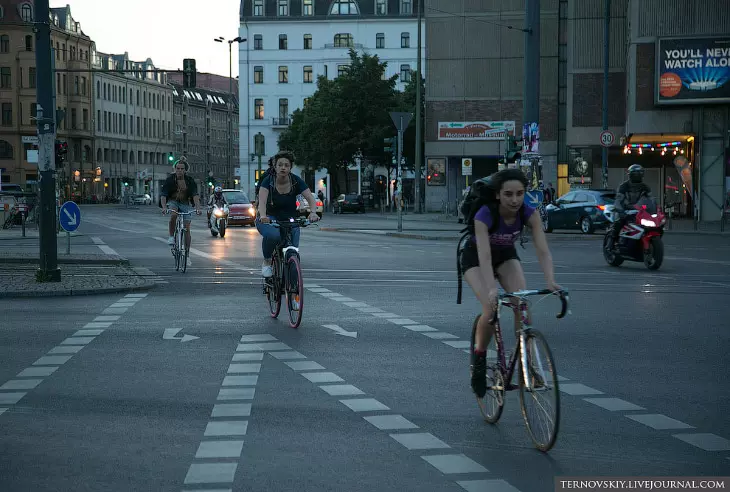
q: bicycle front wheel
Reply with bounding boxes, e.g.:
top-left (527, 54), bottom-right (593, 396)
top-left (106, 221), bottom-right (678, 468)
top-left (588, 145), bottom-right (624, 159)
top-left (180, 230), bottom-right (188, 273)
top-left (518, 328), bottom-right (560, 452)
top-left (267, 254), bottom-right (281, 318)
top-left (470, 314), bottom-right (504, 424)
top-left (285, 253), bottom-right (304, 329)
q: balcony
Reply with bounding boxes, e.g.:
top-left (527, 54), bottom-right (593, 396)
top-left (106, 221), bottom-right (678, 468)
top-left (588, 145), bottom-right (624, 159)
top-left (272, 117), bottom-right (291, 128)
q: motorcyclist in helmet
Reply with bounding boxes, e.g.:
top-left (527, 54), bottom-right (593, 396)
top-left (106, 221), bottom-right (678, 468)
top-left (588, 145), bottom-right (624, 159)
top-left (610, 164), bottom-right (653, 250)
top-left (207, 186), bottom-right (228, 233)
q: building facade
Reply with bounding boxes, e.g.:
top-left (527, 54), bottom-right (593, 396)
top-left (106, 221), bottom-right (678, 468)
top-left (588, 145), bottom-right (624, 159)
top-left (167, 71), bottom-right (239, 97)
top-left (0, 2), bottom-right (93, 199)
top-left (92, 51), bottom-right (174, 201)
top-left (238, 0), bottom-right (425, 197)
top-left (424, 0), bottom-right (560, 213)
top-left (171, 82), bottom-right (240, 197)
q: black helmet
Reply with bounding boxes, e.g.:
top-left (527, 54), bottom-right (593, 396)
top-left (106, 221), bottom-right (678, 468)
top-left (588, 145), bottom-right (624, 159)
top-left (628, 164), bottom-right (644, 184)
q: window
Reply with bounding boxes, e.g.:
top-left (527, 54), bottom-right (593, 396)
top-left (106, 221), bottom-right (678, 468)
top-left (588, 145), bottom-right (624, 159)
top-left (1, 103), bottom-right (11, 126)
top-left (254, 99), bottom-right (264, 119)
top-left (81, 76), bottom-right (86, 95)
top-left (254, 34), bottom-right (263, 50)
top-left (253, 0), bottom-right (264, 16)
top-left (401, 32), bottom-right (410, 48)
top-left (279, 34), bottom-right (287, 50)
top-left (330, 0), bottom-right (359, 14)
top-left (97, 110), bottom-right (101, 131)
top-left (334, 33), bottom-right (354, 48)
top-left (24, 35), bottom-right (32, 51)
top-left (376, 33), bottom-right (384, 49)
top-left (303, 97), bottom-right (310, 106)
top-left (303, 66), bottom-right (313, 83)
top-left (82, 109), bottom-right (88, 130)
top-left (337, 65), bottom-right (348, 77)
top-left (21, 3), bottom-right (32, 22)
top-left (0, 67), bottom-right (10, 88)
top-left (254, 66), bottom-right (263, 83)
top-left (28, 67), bottom-right (36, 88)
top-left (0, 140), bottom-right (13, 159)
top-left (400, 0), bottom-right (412, 14)
top-left (74, 76), bottom-right (79, 95)
top-left (303, 0), bottom-right (313, 15)
top-left (278, 66), bottom-right (288, 83)
top-left (278, 0), bottom-right (288, 16)
top-left (400, 64), bottom-right (411, 82)
top-left (70, 109), bottom-right (76, 129)
top-left (96, 81), bottom-right (100, 98)
top-left (279, 98), bottom-right (288, 118)
top-left (375, 0), bottom-right (386, 14)
top-left (0, 35), bottom-right (8, 53)
top-left (303, 34), bottom-right (312, 49)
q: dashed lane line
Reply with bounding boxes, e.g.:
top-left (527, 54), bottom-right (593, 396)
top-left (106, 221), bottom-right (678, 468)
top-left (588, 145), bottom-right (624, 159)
top-left (303, 283), bottom-right (730, 456)
top-left (90, 236), bottom-right (120, 256)
top-left (227, 334), bottom-right (513, 492)
top-left (0, 293), bottom-right (148, 417)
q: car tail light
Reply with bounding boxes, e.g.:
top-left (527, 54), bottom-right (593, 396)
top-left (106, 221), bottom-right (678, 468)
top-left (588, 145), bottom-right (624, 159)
top-left (597, 205), bottom-right (606, 211)
top-left (316, 201), bottom-right (323, 207)
top-left (296, 201), bottom-right (300, 207)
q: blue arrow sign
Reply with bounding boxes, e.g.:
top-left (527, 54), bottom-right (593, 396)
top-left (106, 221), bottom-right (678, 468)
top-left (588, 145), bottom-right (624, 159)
top-left (525, 190), bottom-right (544, 209)
top-left (59, 201), bottom-right (81, 232)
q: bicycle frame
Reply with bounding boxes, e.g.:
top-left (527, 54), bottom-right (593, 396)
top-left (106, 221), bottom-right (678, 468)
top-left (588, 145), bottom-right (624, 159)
top-left (490, 289), bottom-right (569, 391)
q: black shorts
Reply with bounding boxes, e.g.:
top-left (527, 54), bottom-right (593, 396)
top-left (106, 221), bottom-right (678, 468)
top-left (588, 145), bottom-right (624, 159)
top-left (459, 238), bottom-right (519, 277)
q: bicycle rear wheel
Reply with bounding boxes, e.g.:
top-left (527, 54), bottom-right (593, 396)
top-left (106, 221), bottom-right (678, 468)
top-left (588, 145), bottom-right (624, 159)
top-left (267, 254), bottom-right (281, 318)
top-left (518, 328), bottom-right (560, 452)
top-left (470, 314), bottom-right (504, 423)
top-left (180, 229), bottom-right (188, 273)
top-left (285, 253), bottom-right (304, 329)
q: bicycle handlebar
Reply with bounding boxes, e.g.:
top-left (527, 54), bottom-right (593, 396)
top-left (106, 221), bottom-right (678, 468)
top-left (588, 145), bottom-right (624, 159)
top-left (166, 209), bottom-right (196, 215)
top-left (489, 289), bottom-right (570, 324)
top-left (268, 218), bottom-right (320, 229)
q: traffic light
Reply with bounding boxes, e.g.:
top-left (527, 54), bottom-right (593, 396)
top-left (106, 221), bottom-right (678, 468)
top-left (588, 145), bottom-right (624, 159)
top-left (183, 58), bottom-right (197, 89)
top-left (168, 153), bottom-right (174, 163)
top-left (123, 178), bottom-right (129, 187)
top-left (383, 137), bottom-right (396, 154)
top-left (505, 135), bottom-right (521, 163)
top-left (54, 140), bottom-right (68, 167)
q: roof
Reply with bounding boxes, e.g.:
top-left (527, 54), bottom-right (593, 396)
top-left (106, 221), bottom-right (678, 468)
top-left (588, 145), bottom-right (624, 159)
top-left (240, 0), bottom-right (421, 21)
top-left (170, 83), bottom-right (239, 111)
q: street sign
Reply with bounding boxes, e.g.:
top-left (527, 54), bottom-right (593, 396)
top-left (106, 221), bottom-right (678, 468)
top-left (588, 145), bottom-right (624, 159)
top-left (389, 112), bottom-right (413, 132)
top-left (59, 200), bottom-right (81, 232)
top-left (461, 158), bottom-right (473, 176)
top-left (525, 190), bottom-right (544, 208)
top-left (600, 130), bottom-right (615, 147)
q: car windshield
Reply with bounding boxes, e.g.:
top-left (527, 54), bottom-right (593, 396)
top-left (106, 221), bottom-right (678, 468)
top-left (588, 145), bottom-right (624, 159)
top-left (601, 193), bottom-right (616, 204)
top-left (223, 191), bottom-right (250, 204)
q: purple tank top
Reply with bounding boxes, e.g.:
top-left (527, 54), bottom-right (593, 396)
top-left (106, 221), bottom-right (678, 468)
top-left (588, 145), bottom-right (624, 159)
top-left (473, 204), bottom-right (536, 248)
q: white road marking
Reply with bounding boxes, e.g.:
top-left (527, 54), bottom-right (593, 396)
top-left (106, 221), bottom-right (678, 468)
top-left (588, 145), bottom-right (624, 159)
top-left (672, 433), bottom-right (730, 451)
top-left (389, 432), bottom-right (450, 450)
top-left (17, 367), bottom-right (58, 378)
top-left (227, 364), bottom-right (261, 374)
top-left (194, 441), bottom-right (245, 459)
top-left (0, 379), bottom-right (43, 390)
top-left (558, 383), bottom-right (604, 396)
top-left (267, 351), bottom-right (306, 360)
top-left (583, 397), bottom-right (645, 411)
top-left (387, 318), bottom-right (419, 325)
top-left (319, 384), bottom-right (365, 396)
top-left (184, 463), bottom-right (238, 484)
top-left (98, 245), bottom-right (119, 255)
top-left (626, 414), bottom-right (694, 430)
top-left (83, 322), bottom-right (112, 329)
top-left (48, 346), bottom-right (83, 354)
top-left (222, 376), bottom-right (258, 386)
top-left (443, 341), bottom-right (470, 349)
top-left (94, 316), bottom-right (120, 321)
top-left (339, 398), bottom-right (390, 412)
top-left (217, 388), bottom-right (255, 401)
top-left (33, 356), bottom-right (72, 365)
top-left (423, 332), bottom-right (458, 340)
top-left (0, 393), bottom-right (26, 405)
top-left (60, 337), bottom-right (95, 345)
top-left (422, 454), bottom-right (489, 474)
top-left (232, 353), bottom-right (264, 361)
top-left (284, 361), bottom-right (325, 371)
top-left (301, 372), bottom-right (344, 384)
top-left (240, 334), bottom-right (277, 343)
top-left (364, 415), bottom-right (419, 430)
top-left (458, 480), bottom-right (522, 492)
top-left (211, 403), bottom-right (252, 418)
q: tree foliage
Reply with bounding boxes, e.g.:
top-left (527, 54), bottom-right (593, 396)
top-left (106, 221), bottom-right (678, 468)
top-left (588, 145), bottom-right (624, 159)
top-left (278, 50), bottom-right (402, 177)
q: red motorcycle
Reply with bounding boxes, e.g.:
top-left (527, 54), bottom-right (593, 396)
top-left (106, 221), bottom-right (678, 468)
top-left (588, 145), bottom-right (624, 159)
top-left (603, 197), bottom-right (666, 270)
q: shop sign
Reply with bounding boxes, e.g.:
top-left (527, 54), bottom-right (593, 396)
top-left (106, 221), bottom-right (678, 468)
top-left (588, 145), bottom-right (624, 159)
top-left (657, 36), bottom-right (730, 105)
top-left (438, 121), bottom-right (515, 141)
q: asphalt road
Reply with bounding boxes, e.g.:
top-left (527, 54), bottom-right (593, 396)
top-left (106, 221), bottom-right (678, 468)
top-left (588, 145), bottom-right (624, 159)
top-left (1, 204), bottom-right (728, 492)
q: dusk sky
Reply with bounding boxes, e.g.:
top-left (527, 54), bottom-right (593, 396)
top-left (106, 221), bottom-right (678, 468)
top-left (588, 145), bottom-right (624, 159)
top-left (51, 0), bottom-right (242, 78)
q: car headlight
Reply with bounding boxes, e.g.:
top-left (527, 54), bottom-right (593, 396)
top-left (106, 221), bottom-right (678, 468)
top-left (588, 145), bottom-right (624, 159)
top-left (640, 218), bottom-right (657, 227)
top-left (248, 207), bottom-right (256, 216)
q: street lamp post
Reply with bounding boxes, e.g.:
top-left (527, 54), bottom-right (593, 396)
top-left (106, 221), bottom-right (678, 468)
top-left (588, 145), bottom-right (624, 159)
top-left (214, 36), bottom-right (246, 190)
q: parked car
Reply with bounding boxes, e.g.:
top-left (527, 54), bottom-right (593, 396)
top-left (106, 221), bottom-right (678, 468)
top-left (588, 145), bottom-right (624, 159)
top-left (543, 189), bottom-right (616, 234)
top-left (223, 189), bottom-right (256, 226)
top-left (333, 193), bottom-right (364, 214)
top-left (296, 194), bottom-right (324, 218)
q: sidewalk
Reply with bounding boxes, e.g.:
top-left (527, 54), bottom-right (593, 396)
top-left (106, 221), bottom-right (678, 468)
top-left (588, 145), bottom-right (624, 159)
top-left (0, 229), bottom-right (156, 298)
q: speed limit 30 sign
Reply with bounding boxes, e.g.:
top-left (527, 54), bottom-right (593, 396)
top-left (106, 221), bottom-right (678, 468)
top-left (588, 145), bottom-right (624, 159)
top-left (600, 130), bottom-right (615, 147)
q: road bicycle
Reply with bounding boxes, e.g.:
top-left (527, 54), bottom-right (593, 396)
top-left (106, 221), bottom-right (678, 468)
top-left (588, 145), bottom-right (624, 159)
top-left (168, 209), bottom-right (194, 273)
top-left (470, 288), bottom-right (569, 452)
top-left (263, 217), bottom-right (318, 329)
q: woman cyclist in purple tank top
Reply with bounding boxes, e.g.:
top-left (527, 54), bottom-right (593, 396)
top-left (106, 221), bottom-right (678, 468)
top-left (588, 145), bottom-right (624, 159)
top-left (459, 168), bottom-right (561, 398)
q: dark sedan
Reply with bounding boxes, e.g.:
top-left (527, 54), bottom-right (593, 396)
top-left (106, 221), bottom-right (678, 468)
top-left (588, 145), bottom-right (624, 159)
top-left (333, 193), bottom-right (365, 214)
top-left (544, 189), bottom-right (615, 234)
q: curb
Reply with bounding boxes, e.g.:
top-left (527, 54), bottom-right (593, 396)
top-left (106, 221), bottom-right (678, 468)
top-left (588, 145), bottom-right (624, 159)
top-left (0, 256), bottom-right (130, 265)
top-left (0, 280), bottom-right (157, 299)
top-left (319, 227), bottom-right (459, 241)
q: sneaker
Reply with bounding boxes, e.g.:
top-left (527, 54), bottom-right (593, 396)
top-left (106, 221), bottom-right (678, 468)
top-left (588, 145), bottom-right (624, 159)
top-left (261, 265), bottom-right (273, 277)
top-left (167, 236), bottom-right (175, 245)
top-left (471, 351), bottom-right (487, 398)
top-left (291, 294), bottom-right (300, 311)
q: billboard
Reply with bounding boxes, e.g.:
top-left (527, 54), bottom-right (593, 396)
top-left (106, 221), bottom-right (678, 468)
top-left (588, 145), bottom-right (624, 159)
top-left (656, 37), bottom-right (730, 105)
top-left (437, 121), bottom-right (515, 141)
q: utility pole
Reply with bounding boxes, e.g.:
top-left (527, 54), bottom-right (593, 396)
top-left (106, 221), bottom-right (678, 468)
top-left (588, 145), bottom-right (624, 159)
top-left (35, 0), bottom-right (60, 282)
top-left (414, 0), bottom-right (423, 214)
top-left (524, 0), bottom-right (540, 127)
top-left (228, 41), bottom-right (233, 189)
top-left (601, 0), bottom-right (611, 189)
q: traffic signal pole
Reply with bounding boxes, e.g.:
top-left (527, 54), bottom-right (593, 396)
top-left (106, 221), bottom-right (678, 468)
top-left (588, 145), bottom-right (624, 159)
top-left (35, 0), bottom-right (61, 282)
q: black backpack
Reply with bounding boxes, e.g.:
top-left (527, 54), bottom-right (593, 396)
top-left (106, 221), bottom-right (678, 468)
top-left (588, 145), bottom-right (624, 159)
top-left (455, 176), bottom-right (527, 304)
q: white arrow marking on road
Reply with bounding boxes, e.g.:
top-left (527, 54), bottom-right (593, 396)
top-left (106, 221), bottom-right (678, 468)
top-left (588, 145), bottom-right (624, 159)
top-left (322, 324), bottom-right (357, 338)
top-left (163, 328), bottom-right (199, 343)
top-left (63, 208), bottom-right (77, 226)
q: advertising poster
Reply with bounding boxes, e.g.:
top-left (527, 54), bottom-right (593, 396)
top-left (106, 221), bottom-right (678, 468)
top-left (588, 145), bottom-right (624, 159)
top-left (657, 37), bottom-right (730, 105)
top-left (437, 121), bottom-right (515, 141)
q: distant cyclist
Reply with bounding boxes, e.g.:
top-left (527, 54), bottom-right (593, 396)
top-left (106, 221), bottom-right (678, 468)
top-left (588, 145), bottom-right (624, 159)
top-left (160, 156), bottom-right (202, 249)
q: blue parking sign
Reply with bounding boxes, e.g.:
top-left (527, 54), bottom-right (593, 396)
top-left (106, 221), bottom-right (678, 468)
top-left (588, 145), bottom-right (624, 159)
top-left (59, 201), bottom-right (81, 232)
top-left (525, 190), bottom-right (544, 208)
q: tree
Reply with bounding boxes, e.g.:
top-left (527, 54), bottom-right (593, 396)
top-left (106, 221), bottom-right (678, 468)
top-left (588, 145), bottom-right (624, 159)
top-left (278, 50), bottom-right (401, 186)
